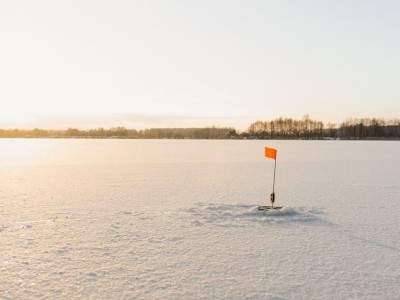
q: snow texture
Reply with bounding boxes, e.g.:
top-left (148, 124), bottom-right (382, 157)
top-left (1, 139), bottom-right (400, 299)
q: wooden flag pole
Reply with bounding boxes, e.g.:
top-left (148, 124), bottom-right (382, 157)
top-left (259, 147), bottom-right (282, 211)
top-left (271, 158), bottom-right (276, 208)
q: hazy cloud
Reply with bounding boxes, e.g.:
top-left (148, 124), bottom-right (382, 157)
top-left (0, 113), bottom-right (251, 131)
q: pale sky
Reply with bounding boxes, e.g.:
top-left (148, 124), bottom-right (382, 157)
top-left (1, 0), bottom-right (399, 130)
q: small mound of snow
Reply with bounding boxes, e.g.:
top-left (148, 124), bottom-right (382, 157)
top-left (20, 223), bottom-right (33, 229)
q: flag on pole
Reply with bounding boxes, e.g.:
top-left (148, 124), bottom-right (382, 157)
top-left (265, 147), bottom-right (277, 160)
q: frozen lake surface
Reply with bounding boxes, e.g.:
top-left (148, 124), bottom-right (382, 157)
top-left (1, 139), bottom-right (399, 299)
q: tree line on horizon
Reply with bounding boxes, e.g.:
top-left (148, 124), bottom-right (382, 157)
top-left (0, 116), bottom-right (399, 139)
top-left (246, 115), bottom-right (400, 139)
top-left (0, 126), bottom-right (236, 139)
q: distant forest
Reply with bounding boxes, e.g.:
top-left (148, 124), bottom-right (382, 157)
top-left (246, 115), bottom-right (400, 140)
top-left (1, 116), bottom-right (399, 140)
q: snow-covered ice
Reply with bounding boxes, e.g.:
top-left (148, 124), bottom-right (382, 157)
top-left (1, 139), bottom-right (399, 299)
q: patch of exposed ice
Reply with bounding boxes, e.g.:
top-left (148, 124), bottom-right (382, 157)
top-left (182, 203), bottom-right (332, 227)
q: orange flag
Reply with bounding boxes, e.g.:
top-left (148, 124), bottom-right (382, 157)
top-left (265, 147), bottom-right (277, 160)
